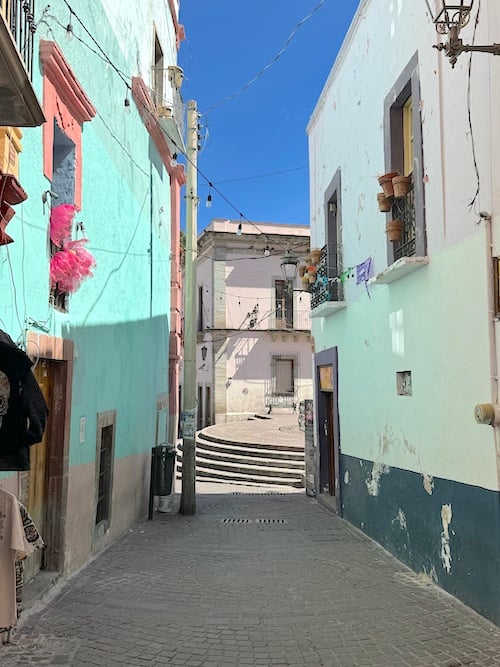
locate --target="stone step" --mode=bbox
[194,447,304,470]
[176,454,304,483]
[197,428,304,453]
[195,435,304,463]
[175,465,304,488]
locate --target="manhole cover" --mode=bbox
[221,518,252,523]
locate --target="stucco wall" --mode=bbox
[308,0,498,492]
[0,0,179,575]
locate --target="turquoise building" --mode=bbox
[0,0,185,579]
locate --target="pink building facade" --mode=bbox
[195,219,313,425]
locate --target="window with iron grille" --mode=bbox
[49,121,76,312]
[271,355,297,395]
[152,31,164,107]
[275,279,293,328]
[384,53,426,264]
[95,411,116,528]
[311,168,344,308]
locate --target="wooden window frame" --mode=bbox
[384,53,426,265]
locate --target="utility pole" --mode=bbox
[179,100,198,515]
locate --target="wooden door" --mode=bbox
[23,360,53,581]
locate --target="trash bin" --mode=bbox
[151,444,176,496]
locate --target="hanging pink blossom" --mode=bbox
[50,204,76,246]
[50,239,96,293]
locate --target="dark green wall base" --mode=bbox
[340,454,500,626]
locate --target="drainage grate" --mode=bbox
[221,518,252,523]
[255,518,288,524]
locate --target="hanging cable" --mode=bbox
[202,0,327,117]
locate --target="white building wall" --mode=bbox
[308,0,498,491]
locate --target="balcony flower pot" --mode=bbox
[300,275,310,291]
[298,264,306,278]
[378,171,399,198]
[310,248,322,264]
[392,175,412,198]
[307,267,317,284]
[386,219,403,242]
[0,170,27,205]
[377,192,393,212]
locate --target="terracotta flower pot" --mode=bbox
[377,192,393,212]
[0,170,27,205]
[378,171,399,198]
[386,219,403,242]
[392,175,412,198]
[309,248,322,264]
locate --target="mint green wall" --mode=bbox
[0,1,176,469]
[313,232,496,490]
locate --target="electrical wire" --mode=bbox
[208,165,308,186]
[45,2,308,250]
[467,0,482,210]
[201,0,327,117]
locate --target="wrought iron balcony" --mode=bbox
[310,246,344,310]
[257,309,311,331]
[1,0,36,77]
[392,187,416,260]
[151,68,185,153]
[0,0,44,126]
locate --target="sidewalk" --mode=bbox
[2,483,500,666]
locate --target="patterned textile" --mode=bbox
[15,503,43,618]
[0,492,43,643]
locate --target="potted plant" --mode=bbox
[378,171,399,198]
[300,274,310,291]
[307,265,317,284]
[298,264,306,278]
[310,248,322,264]
[377,192,393,212]
[392,175,412,198]
[386,219,403,242]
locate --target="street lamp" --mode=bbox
[280,250,299,283]
[201,344,207,361]
[426,0,500,67]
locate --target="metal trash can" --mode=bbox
[151,444,176,496]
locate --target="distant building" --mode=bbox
[307,0,500,624]
[194,219,313,426]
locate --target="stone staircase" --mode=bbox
[176,415,305,488]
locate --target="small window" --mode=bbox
[153,32,164,107]
[95,411,116,528]
[271,355,296,395]
[402,97,413,177]
[275,279,293,328]
[385,54,426,264]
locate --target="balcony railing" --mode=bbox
[392,187,416,260]
[1,0,36,78]
[255,309,311,331]
[151,69,184,138]
[310,245,344,309]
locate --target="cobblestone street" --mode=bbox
[2,484,500,667]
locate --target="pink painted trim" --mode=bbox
[167,0,185,50]
[131,76,186,184]
[39,40,96,211]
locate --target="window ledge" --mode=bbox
[310,301,347,318]
[368,256,429,285]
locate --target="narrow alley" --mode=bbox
[2,483,500,667]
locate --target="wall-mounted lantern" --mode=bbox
[201,344,208,361]
[426,0,500,67]
[280,249,299,283]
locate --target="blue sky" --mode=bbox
[178,1,360,233]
